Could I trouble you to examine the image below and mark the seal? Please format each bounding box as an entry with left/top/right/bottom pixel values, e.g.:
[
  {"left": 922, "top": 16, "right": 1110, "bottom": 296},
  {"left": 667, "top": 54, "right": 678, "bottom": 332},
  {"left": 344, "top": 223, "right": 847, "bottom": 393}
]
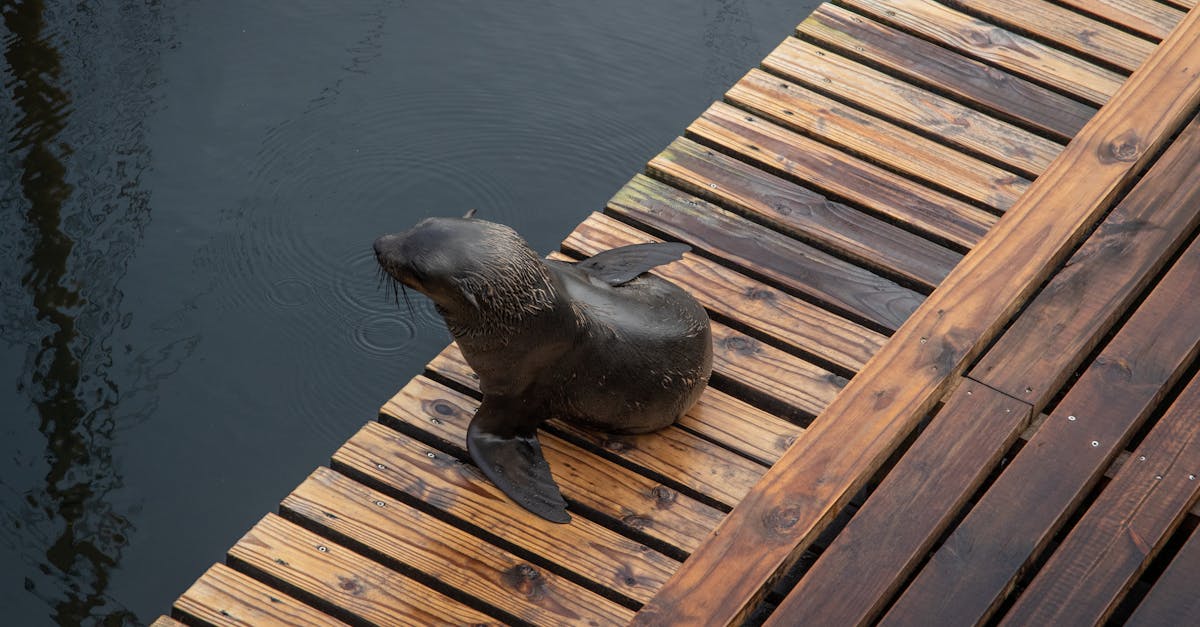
[{"left": 374, "top": 216, "right": 712, "bottom": 523}]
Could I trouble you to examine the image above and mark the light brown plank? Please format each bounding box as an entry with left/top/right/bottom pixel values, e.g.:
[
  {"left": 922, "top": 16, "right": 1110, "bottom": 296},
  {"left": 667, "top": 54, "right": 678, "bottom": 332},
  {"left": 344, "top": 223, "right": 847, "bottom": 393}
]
[
  {"left": 1127, "top": 525, "right": 1200, "bottom": 626},
  {"left": 380, "top": 376, "right": 725, "bottom": 554},
  {"left": 1054, "top": 0, "right": 1184, "bottom": 40},
  {"left": 228, "top": 513, "right": 499, "bottom": 626},
  {"left": 972, "top": 114, "right": 1200, "bottom": 412},
  {"left": 649, "top": 135, "right": 962, "bottom": 291},
  {"left": 149, "top": 617, "right": 186, "bottom": 627},
  {"left": 766, "top": 378, "right": 1030, "bottom": 627},
  {"left": 762, "top": 37, "right": 1058, "bottom": 180},
  {"left": 1001, "top": 374, "right": 1200, "bottom": 626},
  {"left": 173, "top": 563, "right": 346, "bottom": 627},
  {"left": 282, "top": 467, "right": 635, "bottom": 625},
  {"left": 629, "top": 8, "right": 1200, "bottom": 624},
  {"left": 840, "top": 0, "right": 1125, "bottom": 105},
  {"left": 563, "top": 211, "right": 887, "bottom": 374},
  {"left": 796, "top": 3, "right": 1095, "bottom": 141}
]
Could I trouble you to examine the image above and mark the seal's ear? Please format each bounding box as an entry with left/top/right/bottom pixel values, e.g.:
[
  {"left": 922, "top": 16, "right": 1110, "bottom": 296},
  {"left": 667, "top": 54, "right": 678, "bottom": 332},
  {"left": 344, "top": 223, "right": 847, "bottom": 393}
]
[{"left": 463, "top": 208, "right": 477, "bottom": 219}]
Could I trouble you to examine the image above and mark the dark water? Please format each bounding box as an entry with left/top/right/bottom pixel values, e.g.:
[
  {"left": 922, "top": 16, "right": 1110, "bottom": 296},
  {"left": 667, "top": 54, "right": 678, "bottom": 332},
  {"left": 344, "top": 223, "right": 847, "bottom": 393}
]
[{"left": 0, "top": 0, "right": 813, "bottom": 623}]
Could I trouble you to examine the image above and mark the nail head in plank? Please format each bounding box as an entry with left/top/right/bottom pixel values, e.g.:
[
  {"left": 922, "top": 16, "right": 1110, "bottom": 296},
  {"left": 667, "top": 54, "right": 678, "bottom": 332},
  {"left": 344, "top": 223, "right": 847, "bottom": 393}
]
[{"left": 173, "top": 563, "right": 347, "bottom": 627}]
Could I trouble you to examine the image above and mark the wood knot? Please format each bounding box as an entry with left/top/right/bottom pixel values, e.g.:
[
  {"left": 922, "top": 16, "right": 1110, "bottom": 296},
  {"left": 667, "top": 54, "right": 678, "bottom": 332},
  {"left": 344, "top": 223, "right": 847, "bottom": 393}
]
[
  {"left": 432, "top": 400, "right": 456, "bottom": 416},
  {"left": 745, "top": 287, "right": 775, "bottom": 301},
  {"left": 622, "top": 514, "right": 652, "bottom": 529},
  {"left": 1102, "top": 130, "right": 1144, "bottom": 163},
  {"left": 650, "top": 485, "right": 678, "bottom": 508},
  {"left": 723, "top": 335, "right": 759, "bottom": 356},
  {"left": 763, "top": 506, "right": 803, "bottom": 536},
  {"left": 337, "top": 576, "right": 364, "bottom": 595},
  {"left": 501, "top": 564, "right": 546, "bottom": 600}
]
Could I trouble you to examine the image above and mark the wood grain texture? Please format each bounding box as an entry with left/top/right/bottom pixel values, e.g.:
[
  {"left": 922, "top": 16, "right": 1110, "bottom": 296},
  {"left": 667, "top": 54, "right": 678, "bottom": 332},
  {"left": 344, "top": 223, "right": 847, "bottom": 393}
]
[
  {"left": 334, "top": 422, "right": 679, "bottom": 605},
  {"left": 628, "top": 8, "right": 1200, "bottom": 624},
  {"left": 380, "top": 376, "right": 725, "bottom": 555},
  {"left": 173, "top": 563, "right": 346, "bottom": 627},
  {"left": 649, "top": 135, "right": 962, "bottom": 291},
  {"left": 765, "top": 378, "right": 1030, "bottom": 627},
  {"left": 149, "top": 617, "right": 186, "bottom": 627},
  {"left": 796, "top": 4, "right": 1095, "bottom": 141},
  {"left": 563, "top": 211, "right": 887, "bottom": 374},
  {"left": 972, "top": 114, "right": 1200, "bottom": 412},
  {"left": 945, "top": 0, "right": 1156, "bottom": 72},
  {"left": 1053, "top": 0, "right": 1183, "bottom": 40},
  {"left": 840, "top": 0, "right": 1125, "bottom": 105},
  {"left": 762, "top": 37, "right": 1058, "bottom": 180},
  {"left": 282, "top": 467, "right": 634, "bottom": 625},
  {"left": 1127, "top": 525, "right": 1200, "bottom": 627},
  {"left": 228, "top": 513, "right": 499, "bottom": 626},
  {"left": 883, "top": 233, "right": 1200, "bottom": 626},
  {"left": 1000, "top": 374, "right": 1200, "bottom": 626}
]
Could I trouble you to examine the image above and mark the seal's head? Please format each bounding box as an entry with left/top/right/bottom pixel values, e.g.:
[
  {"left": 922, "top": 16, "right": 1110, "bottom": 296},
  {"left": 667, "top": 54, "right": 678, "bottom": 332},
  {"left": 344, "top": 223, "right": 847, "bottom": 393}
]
[{"left": 373, "top": 217, "right": 558, "bottom": 339}]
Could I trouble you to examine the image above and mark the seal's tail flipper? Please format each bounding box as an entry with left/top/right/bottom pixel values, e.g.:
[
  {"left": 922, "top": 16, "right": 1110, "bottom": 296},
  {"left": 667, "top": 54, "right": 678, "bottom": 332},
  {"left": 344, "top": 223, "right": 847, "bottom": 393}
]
[
  {"left": 467, "top": 402, "right": 570, "bottom": 523},
  {"left": 576, "top": 242, "right": 691, "bottom": 286}
]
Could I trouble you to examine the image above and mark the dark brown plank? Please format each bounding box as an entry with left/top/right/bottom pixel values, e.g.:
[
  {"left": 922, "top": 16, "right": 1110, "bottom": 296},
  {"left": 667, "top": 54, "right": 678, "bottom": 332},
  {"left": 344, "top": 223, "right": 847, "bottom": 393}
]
[
  {"left": 686, "top": 103, "right": 996, "bottom": 252},
  {"left": 282, "top": 467, "right": 635, "bottom": 625},
  {"left": 1000, "top": 374, "right": 1200, "bottom": 626},
  {"left": 947, "top": 0, "right": 1156, "bottom": 73},
  {"left": 563, "top": 211, "right": 887, "bottom": 373},
  {"left": 628, "top": 8, "right": 1200, "bottom": 624},
  {"left": 766, "top": 378, "right": 1030, "bottom": 627},
  {"left": 379, "top": 376, "right": 725, "bottom": 555},
  {"left": 972, "top": 114, "right": 1200, "bottom": 412},
  {"left": 882, "top": 234, "right": 1200, "bottom": 626},
  {"left": 611, "top": 172, "right": 925, "bottom": 331},
  {"left": 649, "top": 135, "right": 962, "bottom": 291},
  {"left": 761, "top": 37, "right": 1058, "bottom": 180},
  {"left": 334, "top": 422, "right": 679, "bottom": 605},
  {"left": 228, "top": 513, "right": 500, "bottom": 626},
  {"left": 841, "top": 0, "right": 1125, "bottom": 105},
  {"left": 1054, "top": 0, "right": 1183, "bottom": 40},
  {"left": 174, "top": 563, "right": 346, "bottom": 627},
  {"left": 796, "top": 3, "right": 1095, "bottom": 141},
  {"left": 1127, "top": 525, "right": 1200, "bottom": 626}
]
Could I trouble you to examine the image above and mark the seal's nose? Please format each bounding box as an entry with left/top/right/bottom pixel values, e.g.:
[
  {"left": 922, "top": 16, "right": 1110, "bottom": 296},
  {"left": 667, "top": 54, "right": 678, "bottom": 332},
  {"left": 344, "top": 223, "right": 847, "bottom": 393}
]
[{"left": 373, "top": 233, "right": 401, "bottom": 260}]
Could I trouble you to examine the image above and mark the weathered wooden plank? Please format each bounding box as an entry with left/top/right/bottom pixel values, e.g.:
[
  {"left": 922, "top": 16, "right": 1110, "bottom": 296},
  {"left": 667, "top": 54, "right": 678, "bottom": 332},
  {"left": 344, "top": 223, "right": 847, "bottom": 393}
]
[
  {"left": 173, "top": 563, "right": 346, "bottom": 627},
  {"left": 629, "top": 8, "right": 1200, "bottom": 624},
  {"left": 730, "top": 68, "right": 1033, "bottom": 207},
  {"left": 883, "top": 234, "right": 1200, "bottom": 626},
  {"left": 149, "top": 617, "right": 186, "bottom": 627},
  {"left": 972, "top": 114, "right": 1200, "bottom": 412},
  {"left": 282, "top": 467, "right": 635, "bottom": 625},
  {"left": 228, "top": 513, "right": 499, "bottom": 626},
  {"left": 379, "top": 376, "right": 725, "bottom": 555},
  {"left": 649, "top": 135, "right": 961, "bottom": 291},
  {"left": 1000, "top": 374, "right": 1200, "bottom": 626},
  {"left": 840, "top": 0, "right": 1125, "bottom": 105},
  {"left": 686, "top": 104, "right": 995, "bottom": 251},
  {"left": 765, "top": 378, "right": 1030, "bottom": 627},
  {"left": 334, "top": 421, "right": 680, "bottom": 605},
  {"left": 1126, "top": 525, "right": 1200, "bottom": 626},
  {"left": 563, "top": 212, "right": 887, "bottom": 374},
  {"left": 947, "top": 0, "right": 1156, "bottom": 72},
  {"left": 762, "top": 37, "right": 1058, "bottom": 180},
  {"left": 796, "top": 4, "right": 1095, "bottom": 141},
  {"left": 1053, "top": 0, "right": 1183, "bottom": 40}
]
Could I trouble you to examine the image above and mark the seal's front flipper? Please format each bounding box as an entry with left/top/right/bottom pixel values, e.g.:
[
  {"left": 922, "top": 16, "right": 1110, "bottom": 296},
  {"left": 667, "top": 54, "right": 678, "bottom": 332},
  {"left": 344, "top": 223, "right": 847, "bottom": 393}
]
[
  {"left": 466, "top": 401, "right": 570, "bottom": 523},
  {"left": 576, "top": 242, "right": 691, "bottom": 286}
]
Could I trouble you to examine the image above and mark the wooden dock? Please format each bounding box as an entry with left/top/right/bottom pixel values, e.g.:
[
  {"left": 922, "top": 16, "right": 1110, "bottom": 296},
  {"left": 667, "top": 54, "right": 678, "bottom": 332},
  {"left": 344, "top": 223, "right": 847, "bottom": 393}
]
[{"left": 156, "top": 1, "right": 1200, "bottom": 625}]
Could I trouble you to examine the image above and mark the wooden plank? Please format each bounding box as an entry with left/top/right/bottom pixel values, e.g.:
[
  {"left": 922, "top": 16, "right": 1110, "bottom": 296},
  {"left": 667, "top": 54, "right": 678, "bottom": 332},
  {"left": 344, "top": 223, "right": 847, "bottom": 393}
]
[
  {"left": 149, "top": 617, "right": 186, "bottom": 627},
  {"left": 1127, "top": 525, "right": 1200, "bottom": 626},
  {"left": 334, "top": 422, "right": 680, "bottom": 604},
  {"left": 762, "top": 37, "right": 1058, "bottom": 180},
  {"left": 649, "top": 135, "right": 962, "bottom": 291},
  {"left": 947, "top": 0, "right": 1156, "bottom": 73},
  {"left": 628, "top": 8, "right": 1200, "bottom": 625},
  {"left": 1053, "top": 0, "right": 1184, "bottom": 40},
  {"left": 563, "top": 211, "right": 887, "bottom": 374},
  {"left": 882, "top": 234, "right": 1200, "bottom": 626},
  {"left": 729, "top": 68, "right": 1033, "bottom": 206},
  {"left": 281, "top": 467, "right": 635, "bottom": 625},
  {"left": 173, "top": 563, "right": 345, "bottom": 627},
  {"left": 840, "top": 0, "right": 1125, "bottom": 105},
  {"left": 972, "top": 114, "right": 1200, "bottom": 411},
  {"left": 685, "top": 104, "right": 996, "bottom": 252},
  {"left": 228, "top": 513, "right": 499, "bottom": 626},
  {"left": 765, "top": 378, "right": 1030, "bottom": 627},
  {"left": 379, "top": 376, "right": 726, "bottom": 555},
  {"left": 1000, "top": 374, "right": 1200, "bottom": 626},
  {"left": 796, "top": 3, "right": 1095, "bottom": 141}
]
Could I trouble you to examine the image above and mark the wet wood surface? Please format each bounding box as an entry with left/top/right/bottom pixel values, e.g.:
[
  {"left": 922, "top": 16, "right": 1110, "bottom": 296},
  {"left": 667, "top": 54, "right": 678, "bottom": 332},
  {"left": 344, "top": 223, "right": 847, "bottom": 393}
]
[{"left": 173, "top": 563, "right": 348, "bottom": 627}]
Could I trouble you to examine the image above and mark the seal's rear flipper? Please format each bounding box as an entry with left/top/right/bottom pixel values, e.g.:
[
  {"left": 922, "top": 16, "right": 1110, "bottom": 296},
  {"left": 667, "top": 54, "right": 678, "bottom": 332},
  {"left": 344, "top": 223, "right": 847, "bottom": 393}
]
[
  {"left": 577, "top": 242, "right": 691, "bottom": 286},
  {"left": 467, "top": 402, "right": 571, "bottom": 523}
]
